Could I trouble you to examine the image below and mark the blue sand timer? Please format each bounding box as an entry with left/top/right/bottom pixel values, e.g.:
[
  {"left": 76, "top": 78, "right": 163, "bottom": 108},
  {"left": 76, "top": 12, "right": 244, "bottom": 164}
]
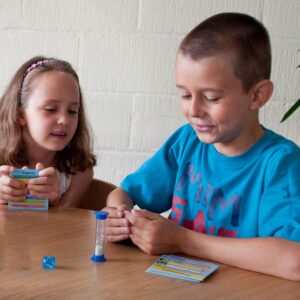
[{"left": 91, "top": 211, "right": 109, "bottom": 262}]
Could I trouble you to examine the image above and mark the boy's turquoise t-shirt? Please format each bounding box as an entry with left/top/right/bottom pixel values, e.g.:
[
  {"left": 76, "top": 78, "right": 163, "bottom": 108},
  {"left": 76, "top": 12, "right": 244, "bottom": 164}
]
[{"left": 121, "top": 124, "right": 300, "bottom": 242}]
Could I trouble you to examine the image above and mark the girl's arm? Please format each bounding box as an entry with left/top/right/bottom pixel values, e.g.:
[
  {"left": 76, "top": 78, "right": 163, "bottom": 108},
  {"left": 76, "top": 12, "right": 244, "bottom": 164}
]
[
  {"left": 59, "top": 167, "right": 93, "bottom": 207},
  {"left": 125, "top": 209, "right": 300, "bottom": 281},
  {"left": 0, "top": 165, "right": 27, "bottom": 203}
]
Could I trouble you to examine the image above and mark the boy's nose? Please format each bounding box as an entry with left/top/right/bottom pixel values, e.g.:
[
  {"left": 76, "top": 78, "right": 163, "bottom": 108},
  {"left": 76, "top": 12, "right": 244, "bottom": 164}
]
[{"left": 189, "top": 98, "right": 205, "bottom": 117}]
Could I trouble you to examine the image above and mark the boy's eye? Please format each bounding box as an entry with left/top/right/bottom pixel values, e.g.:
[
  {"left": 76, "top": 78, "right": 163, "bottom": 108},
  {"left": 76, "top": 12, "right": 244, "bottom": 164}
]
[
  {"left": 203, "top": 95, "right": 220, "bottom": 102},
  {"left": 180, "top": 94, "right": 191, "bottom": 100}
]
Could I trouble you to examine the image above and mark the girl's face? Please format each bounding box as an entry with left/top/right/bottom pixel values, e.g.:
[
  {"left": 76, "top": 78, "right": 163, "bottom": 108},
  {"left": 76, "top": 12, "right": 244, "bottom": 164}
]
[
  {"left": 176, "top": 53, "right": 263, "bottom": 156},
  {"left": 20, "top": 70, "right": 80, "bottom": 159}
]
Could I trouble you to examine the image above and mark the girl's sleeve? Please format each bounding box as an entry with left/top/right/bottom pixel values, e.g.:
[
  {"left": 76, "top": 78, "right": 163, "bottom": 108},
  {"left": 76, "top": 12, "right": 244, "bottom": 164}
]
[
  {"left": 259, "top": 146, "right": 300, "bottom": 242},
  {"left": 121, "top": 125, "right": 191, "bottom": 213}
]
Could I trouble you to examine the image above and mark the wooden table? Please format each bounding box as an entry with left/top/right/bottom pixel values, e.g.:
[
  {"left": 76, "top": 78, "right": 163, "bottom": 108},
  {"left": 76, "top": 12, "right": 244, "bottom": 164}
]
[{"left": 0, "top": 207, "right": 299, "bottom": 299}]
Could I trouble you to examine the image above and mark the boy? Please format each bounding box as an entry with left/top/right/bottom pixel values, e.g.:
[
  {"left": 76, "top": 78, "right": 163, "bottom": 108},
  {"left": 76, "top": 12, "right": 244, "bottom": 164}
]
[{"left": 103, "top": 13, "right": 300, "bottom": 280}]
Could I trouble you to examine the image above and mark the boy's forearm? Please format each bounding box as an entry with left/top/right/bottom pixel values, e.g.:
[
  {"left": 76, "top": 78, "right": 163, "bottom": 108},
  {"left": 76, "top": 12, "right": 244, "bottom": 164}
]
[
  {"left": 106, "top": 187, "right": 134, "bottom": 210},
  {"left": 176, "top": 228, "right": 300, "bottom": 281}
]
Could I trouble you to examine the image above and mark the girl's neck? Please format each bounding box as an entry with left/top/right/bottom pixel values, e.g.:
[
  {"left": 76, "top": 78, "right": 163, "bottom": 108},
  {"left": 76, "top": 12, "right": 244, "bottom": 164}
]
[{"left": 26, "top": 152, "right": 56, "bottom": 169}]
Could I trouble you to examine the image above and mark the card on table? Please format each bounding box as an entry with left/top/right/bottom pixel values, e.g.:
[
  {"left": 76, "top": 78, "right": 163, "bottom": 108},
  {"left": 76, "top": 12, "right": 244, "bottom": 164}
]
[
  {"left": 7, "top": 169, "right": 49, "bottom": 211},
  {"left": 146, "top": 255, "right": 219, "bottom": 282}
]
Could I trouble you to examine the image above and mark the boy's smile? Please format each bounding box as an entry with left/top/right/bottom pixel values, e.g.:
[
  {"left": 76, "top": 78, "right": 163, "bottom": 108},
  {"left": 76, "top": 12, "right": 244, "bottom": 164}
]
[{"left": 176, "top": 53, "right": 265, "bottom": 156}]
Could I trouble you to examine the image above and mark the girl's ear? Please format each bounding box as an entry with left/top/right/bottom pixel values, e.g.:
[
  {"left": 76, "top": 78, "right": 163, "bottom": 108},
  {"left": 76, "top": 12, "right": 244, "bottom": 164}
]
[
  {"left": 249, "top": 79, "right": 273, "bottom": 110},
  {"left": 19, "top": 109, "right": 26, "bottom": 126}
]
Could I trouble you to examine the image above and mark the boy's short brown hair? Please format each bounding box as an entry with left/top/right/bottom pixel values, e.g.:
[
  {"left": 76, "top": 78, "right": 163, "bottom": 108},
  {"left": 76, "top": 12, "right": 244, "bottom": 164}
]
[{"left": 179, "top": 12, "right": 271, "bottom": 92}]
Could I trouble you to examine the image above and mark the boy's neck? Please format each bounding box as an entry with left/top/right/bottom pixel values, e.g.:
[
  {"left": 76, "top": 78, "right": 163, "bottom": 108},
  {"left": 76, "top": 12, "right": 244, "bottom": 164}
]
[{"left": 214, "top": 124, "right": 265, "bottom": 156}]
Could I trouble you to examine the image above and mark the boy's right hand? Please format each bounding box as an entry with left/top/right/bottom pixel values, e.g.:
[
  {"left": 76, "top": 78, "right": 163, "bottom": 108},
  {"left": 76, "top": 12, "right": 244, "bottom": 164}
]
[
  {"left": 0, "top": 165, "right": 27, "bottom": 203},
  {"left": 102, "top": 205, "right": 131, "bottom": 242}
]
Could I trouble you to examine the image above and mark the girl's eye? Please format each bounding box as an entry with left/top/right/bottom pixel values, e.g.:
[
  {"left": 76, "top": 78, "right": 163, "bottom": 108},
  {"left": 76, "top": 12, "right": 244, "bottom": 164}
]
[
  {"left": 44, "top": 107, "right": 56, "bottom": 112},
  {"left": 69, "top": 110, "right": 78, "bottom": 115}
]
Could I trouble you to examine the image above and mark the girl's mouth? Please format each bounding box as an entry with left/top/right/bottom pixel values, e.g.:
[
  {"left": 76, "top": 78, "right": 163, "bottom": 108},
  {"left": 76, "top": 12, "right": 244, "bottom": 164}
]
[{"left": 51, "top": 132, "right": 67, "bottom": 138}]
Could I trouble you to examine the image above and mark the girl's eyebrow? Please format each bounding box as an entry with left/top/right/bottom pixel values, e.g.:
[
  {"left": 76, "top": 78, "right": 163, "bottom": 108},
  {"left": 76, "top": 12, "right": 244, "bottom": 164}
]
[{"left": 43, "top": 99, "right": 80, "bottom": 105}]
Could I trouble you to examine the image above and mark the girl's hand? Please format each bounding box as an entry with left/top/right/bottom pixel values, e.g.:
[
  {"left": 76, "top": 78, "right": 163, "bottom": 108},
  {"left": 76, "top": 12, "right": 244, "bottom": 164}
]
[
  {"left": 0, "top": 165, "right": 27, "bottom": 203},
  {"left": 124, "top": 209, "right": 182, "bottom": 255},
  {"left": 27, "top": 163, "right": 61, "bottom": 205},
  {"left": 103, "top": 205, "right": 131, "bottom": 242}
]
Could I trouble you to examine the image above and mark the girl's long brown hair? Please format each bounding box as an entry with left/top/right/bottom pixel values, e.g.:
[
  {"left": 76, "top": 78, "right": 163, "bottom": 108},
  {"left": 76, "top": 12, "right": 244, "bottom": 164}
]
[{"left": 0, "top": 56, "right": 96, "bottom": 173}]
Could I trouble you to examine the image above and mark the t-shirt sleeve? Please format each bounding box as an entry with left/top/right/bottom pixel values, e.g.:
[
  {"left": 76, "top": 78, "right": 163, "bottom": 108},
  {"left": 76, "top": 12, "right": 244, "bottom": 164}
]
[
  {"left": 121, "top": 125, "right": 191, "bottom": 213},
  {"left": 259, "top": 145, "right": 300, "bottom": 242}
]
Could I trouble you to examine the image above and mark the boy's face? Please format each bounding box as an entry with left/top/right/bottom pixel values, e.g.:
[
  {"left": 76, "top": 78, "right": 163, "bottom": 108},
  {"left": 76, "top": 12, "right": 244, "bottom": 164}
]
[{"left": 176, "top": 53, "right": 262, "bottom": 155}]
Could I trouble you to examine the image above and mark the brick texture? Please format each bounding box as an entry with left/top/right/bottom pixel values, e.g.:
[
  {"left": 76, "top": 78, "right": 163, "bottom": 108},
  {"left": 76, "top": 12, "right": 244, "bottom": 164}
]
[{"left": 0, "top": 0, "right": 299, "bottom": 184}]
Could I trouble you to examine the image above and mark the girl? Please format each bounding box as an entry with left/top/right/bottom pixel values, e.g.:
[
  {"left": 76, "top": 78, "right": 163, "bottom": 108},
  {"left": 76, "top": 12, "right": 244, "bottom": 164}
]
[{"left": 0, "top": 56, "right": 96, "bottom": 207}]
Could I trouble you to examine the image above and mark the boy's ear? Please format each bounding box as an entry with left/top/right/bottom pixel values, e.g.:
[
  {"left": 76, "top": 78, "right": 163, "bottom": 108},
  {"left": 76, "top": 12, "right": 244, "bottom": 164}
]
[{"left": 249, "top": 79, "right": 273, "bottom": 110}]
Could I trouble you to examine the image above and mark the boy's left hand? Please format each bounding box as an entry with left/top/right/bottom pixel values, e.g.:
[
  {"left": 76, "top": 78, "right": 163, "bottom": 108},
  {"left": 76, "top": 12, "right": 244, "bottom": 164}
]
[
  {"left": 27, "top": 163, "right": 60, "bottom": 205},
  {"left": 124, "top": 209, "right": 182, "bottom": 255}
]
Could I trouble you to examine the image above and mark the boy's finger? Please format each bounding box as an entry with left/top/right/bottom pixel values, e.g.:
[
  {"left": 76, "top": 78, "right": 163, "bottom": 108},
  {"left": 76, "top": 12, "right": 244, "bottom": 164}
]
[
  {"left": 105, "top": 217, "right": 129, "bottom": 228},
  {"left": 102, "top": 206, "right": 123, "bottom": 218},
  {"left": 106, "top": 234, "right": 130, "bottom": 242},
  {"left": 124, "top": 211, "right": 149, "bottom": 228},
  {"left": 131, "top": 209, "right": 161, "bottom": 220},
  {"left": 105, "top": 224, "right": 130, "bottom": 235}
]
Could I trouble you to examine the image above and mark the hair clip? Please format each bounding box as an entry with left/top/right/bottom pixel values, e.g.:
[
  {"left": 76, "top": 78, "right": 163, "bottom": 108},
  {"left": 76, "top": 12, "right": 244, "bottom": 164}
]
[{"left": 24, "top": 60, "right": 48, "bottom": 76}]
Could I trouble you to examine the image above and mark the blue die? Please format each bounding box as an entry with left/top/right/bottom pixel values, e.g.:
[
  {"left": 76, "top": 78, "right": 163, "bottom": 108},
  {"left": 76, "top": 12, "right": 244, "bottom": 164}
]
[{"left": 43, "top": 256, "right": 56, "bottom": 270}]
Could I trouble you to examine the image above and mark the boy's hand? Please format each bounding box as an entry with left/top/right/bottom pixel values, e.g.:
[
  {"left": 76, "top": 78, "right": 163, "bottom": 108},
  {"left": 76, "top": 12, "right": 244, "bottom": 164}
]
[
  {"left": 125, "top": 209, "right": 182, "bottom": 255},
  {"left": 27, "top": 163, "right": 60, "bottom": 205},
  {"left": 0, "top": 165, "right": 27, "bottom": 203},
  {"left": 102, "top": 205, "right": 131, "bottom": 242}
]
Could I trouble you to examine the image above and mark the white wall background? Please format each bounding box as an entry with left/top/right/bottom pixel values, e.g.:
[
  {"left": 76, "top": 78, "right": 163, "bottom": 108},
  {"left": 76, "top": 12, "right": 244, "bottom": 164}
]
[{"left": 0, "top": 0, "right": 299, "bottom": 185}]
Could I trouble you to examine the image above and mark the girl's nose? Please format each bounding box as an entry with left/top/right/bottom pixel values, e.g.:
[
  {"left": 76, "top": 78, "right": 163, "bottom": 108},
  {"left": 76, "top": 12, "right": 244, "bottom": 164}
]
[{"left": 57, "top": 113, "right": 69, "bottom": 125}]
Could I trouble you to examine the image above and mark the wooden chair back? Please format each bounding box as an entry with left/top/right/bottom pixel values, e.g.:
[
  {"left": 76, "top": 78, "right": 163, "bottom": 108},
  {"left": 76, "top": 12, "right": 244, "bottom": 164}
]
[{"left": 78, "top": 178, "right": 116, "bottom": 210}]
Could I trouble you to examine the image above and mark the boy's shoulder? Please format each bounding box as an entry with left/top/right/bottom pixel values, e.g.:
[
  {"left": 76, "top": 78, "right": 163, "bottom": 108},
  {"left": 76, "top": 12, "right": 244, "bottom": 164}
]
[
  {"left": 265, "top": 128, "right": 299, "bottom": 151},
  {"left": 262, "top": 128, "right": 300, "bottom": 161}
]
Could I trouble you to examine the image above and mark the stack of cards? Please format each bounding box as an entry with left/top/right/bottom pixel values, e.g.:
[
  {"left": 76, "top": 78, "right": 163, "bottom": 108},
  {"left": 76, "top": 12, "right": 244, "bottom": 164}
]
[
  {"left": 146, "top": 255, "right": 218, "bottom": 282},
  {"left": 8, "top": 169, "right": 48, "bottom": 211}
]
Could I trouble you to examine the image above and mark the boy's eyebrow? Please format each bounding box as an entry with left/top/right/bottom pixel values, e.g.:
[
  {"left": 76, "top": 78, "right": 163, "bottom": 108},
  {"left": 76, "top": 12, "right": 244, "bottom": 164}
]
[{"left": 175, "top": 84, "right": 223, "bottom": 92}]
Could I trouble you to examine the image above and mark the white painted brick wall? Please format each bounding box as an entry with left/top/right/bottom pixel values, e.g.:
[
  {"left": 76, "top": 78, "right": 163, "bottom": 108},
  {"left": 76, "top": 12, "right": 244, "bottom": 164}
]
[{"left": 0, "top": 0, "right": 299, "bottom": 185}]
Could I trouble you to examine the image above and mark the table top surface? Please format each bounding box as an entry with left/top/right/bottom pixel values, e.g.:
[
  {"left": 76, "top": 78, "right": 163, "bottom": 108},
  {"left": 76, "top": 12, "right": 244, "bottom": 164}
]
[{"left": 0, "top": 206, "right": 299, "bottom": 300}]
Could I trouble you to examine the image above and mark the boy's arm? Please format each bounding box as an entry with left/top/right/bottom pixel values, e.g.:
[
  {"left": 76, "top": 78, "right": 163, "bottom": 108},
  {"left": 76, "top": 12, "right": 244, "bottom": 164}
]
[
  {"left": 106, "top": 187, "right": 134, "bottom": 210},
  {"left": 125, "top": 209, "right": 300, "bottom": 281},
  {"left": 103, "top": 187, "right": 134, "bottom": 242},
  {"left": 181, "top": 227, "right": 300, "bottom": 281}
]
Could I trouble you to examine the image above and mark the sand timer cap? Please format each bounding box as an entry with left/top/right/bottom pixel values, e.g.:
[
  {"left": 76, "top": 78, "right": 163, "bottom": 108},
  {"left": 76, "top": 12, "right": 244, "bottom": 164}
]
[{"left": 94, "top": 211, "right": 109, "bottom": 220}]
